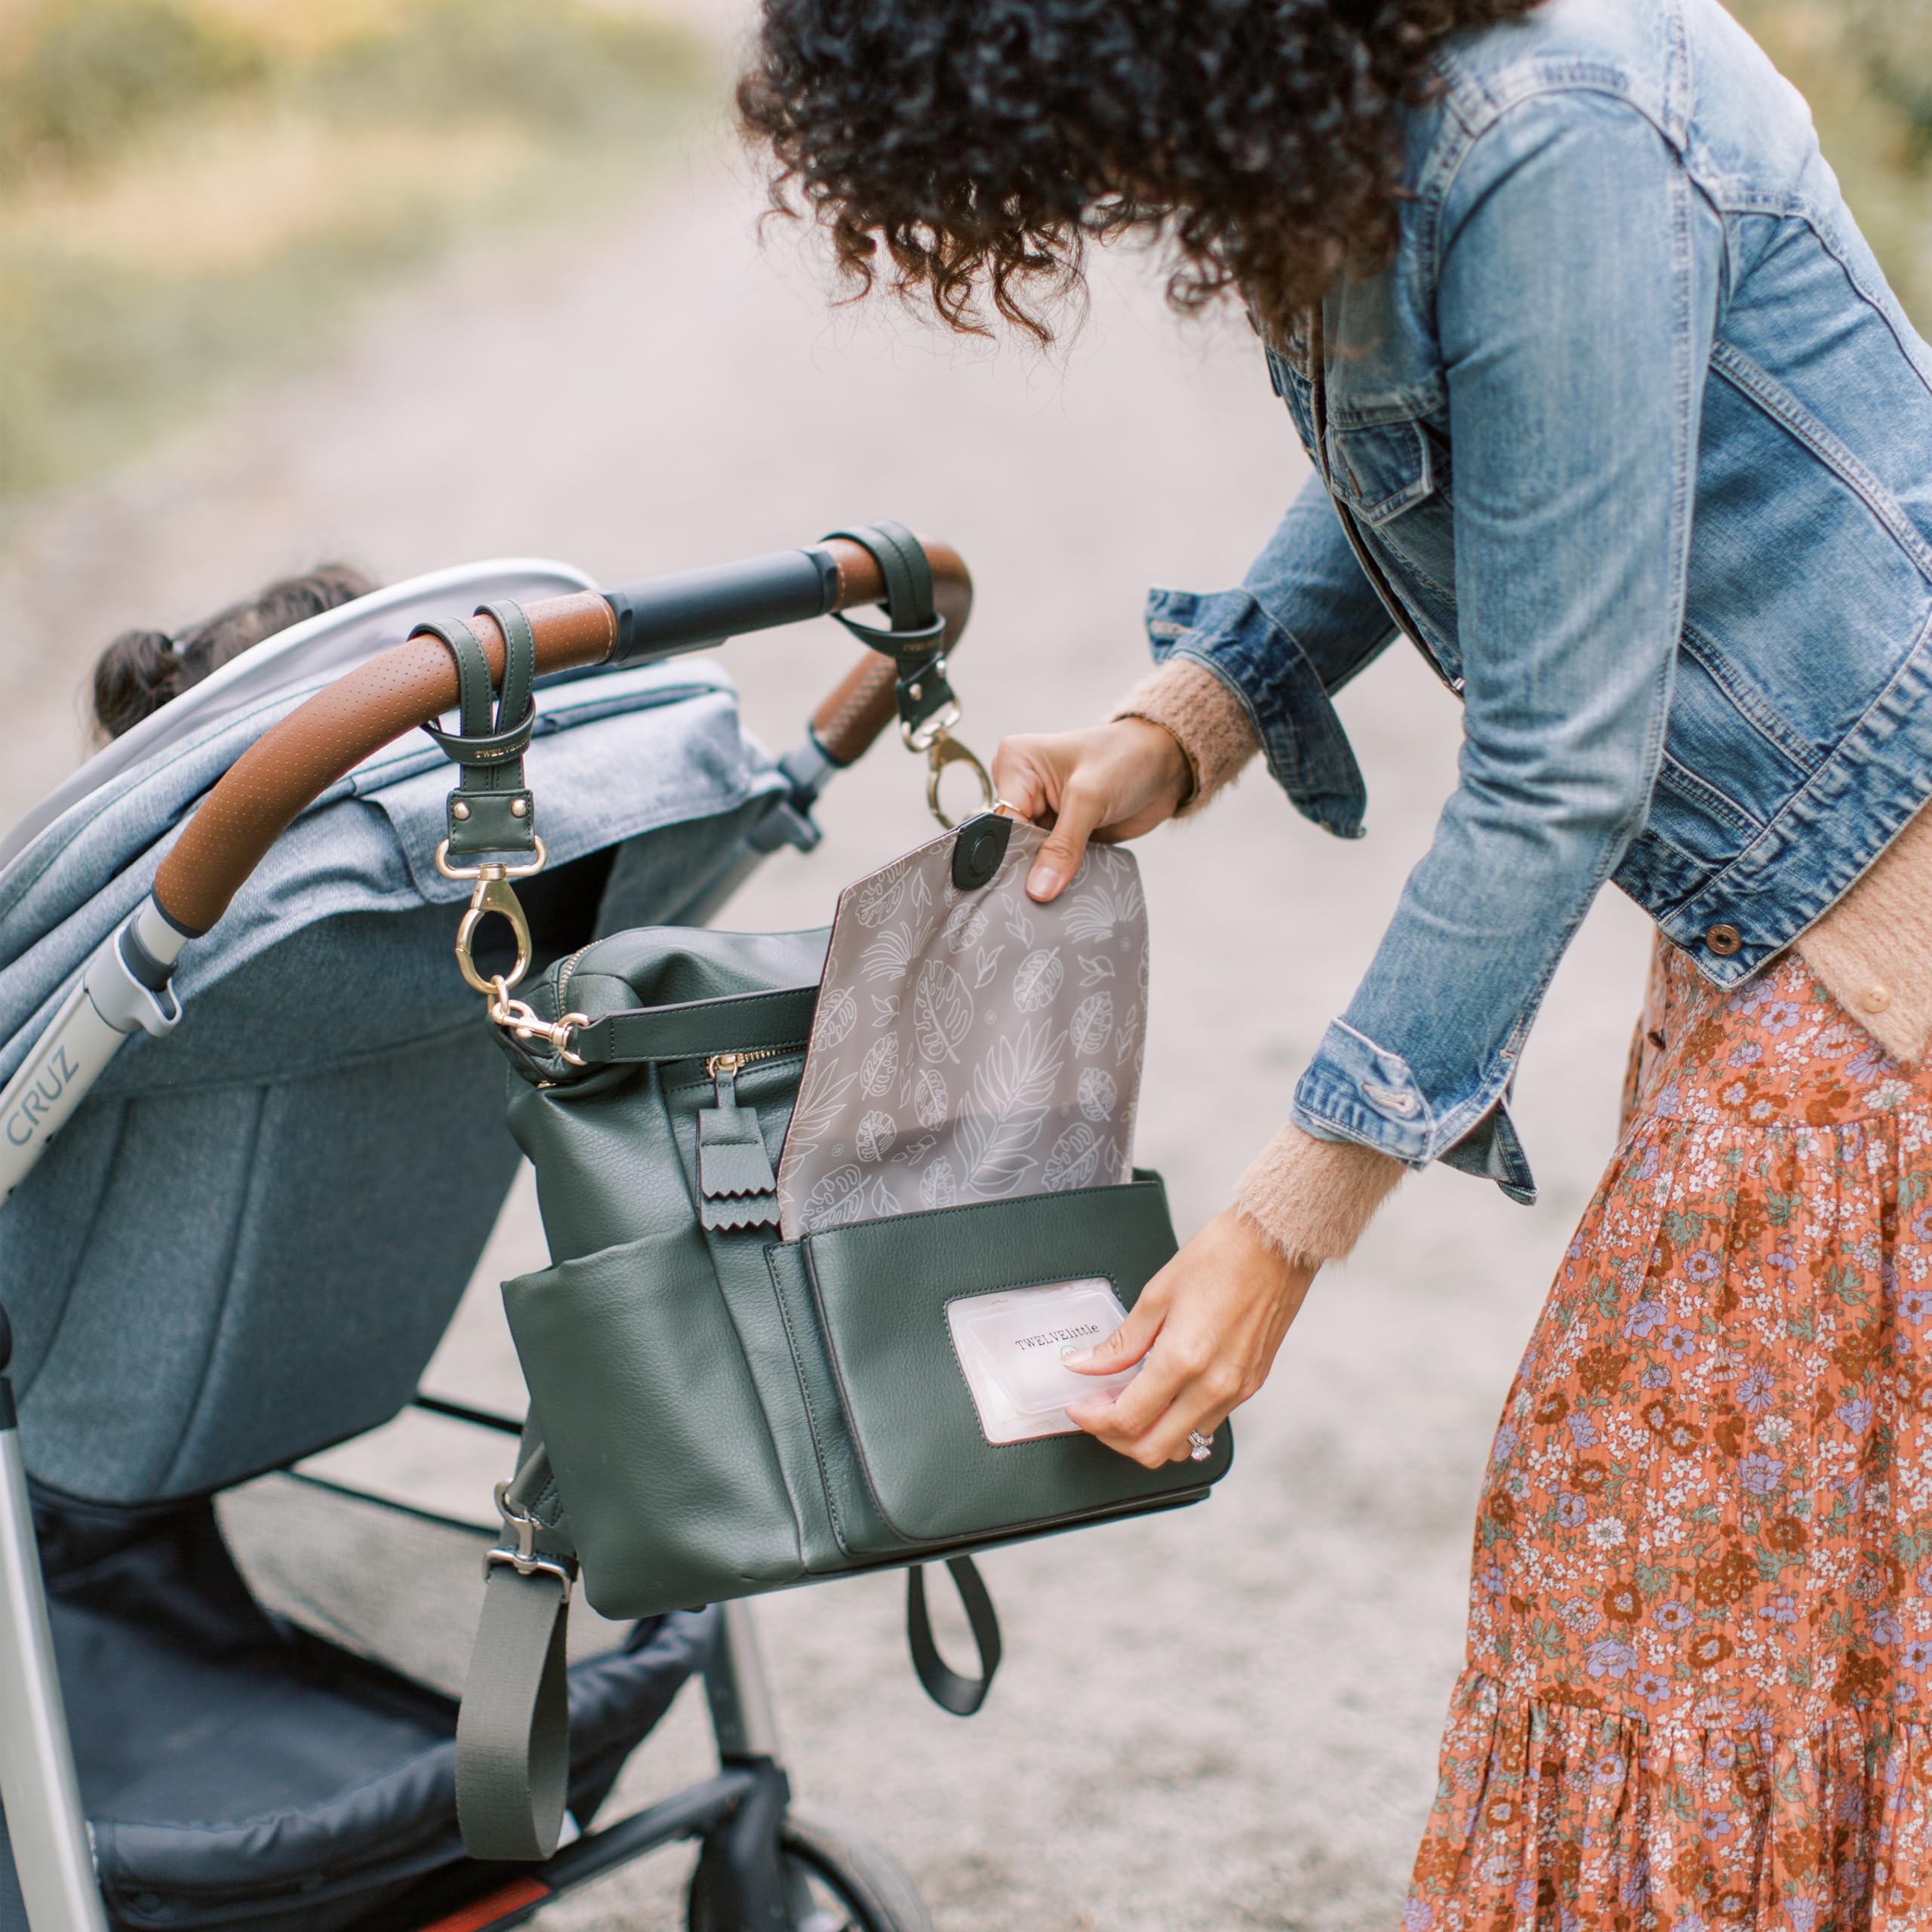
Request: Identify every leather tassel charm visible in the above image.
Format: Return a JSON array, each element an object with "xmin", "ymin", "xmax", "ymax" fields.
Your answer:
[{"xmin": 697, "ymin": 1062, "xmax": 780, "ymax": 1231}]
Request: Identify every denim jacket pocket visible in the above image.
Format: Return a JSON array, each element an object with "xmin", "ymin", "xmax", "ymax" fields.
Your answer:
[{"xmin": 1324, "ymin": 420, "xmax": 1436, "ymax": 528}]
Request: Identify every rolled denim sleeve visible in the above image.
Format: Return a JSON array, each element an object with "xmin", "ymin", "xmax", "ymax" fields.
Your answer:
[
  {"xmin": 1292, "ymin": 91, "xmax": 1721, "ymax": 1198},
  {"xmin": 1146, "ymin": 470, "xmax": 1396, "ymax": 838}
]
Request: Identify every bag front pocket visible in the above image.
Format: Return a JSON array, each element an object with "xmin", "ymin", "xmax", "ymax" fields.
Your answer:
[
  {"xmin": 795, "ymin": 1179, "xmax": 1232, "ymax": 1555},
  {"xmin": 503, "ymin": 1219, "xmax": 804, "ymax": 1620}
]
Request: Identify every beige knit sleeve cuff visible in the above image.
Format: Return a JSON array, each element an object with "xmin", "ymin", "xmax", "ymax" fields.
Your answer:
[
  {"xmin": 1233, "ymin": 1124, "xmax": 1406, "ymax": 1272},
  {"xmin": 1111, "ymin": 657, "xmax": 1261, "ymax": 818}
]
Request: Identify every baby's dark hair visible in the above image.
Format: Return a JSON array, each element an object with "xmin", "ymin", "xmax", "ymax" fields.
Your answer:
[{"xmin": 92, "ymin": 563, "xmax": 377, "ymax": 741}]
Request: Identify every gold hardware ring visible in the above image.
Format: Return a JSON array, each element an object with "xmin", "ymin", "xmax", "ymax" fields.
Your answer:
[{"xmin": 925, "ymin": 729, "xmax": 997, "ymax": 830}]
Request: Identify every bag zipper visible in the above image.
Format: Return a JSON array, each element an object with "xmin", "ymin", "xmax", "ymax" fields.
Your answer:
[
  {"xmin": 706, "ymin": 1048, "xmax": 786, "ymax": 1081},
  {"xmin": 553, "ymin": 944, "xmax": 592, "ymax": 1015}
]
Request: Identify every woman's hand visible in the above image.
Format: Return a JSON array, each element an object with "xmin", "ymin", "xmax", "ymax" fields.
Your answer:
[
  {"xmin": 992, "ymin": 718, "xmax": 1189, "ymax": 902},
  {"xmin": 1064, "ymin": 1210, "xmax": 1315, "ymax": 1466}
]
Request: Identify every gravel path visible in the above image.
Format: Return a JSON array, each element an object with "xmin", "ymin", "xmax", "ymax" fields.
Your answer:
[{"xmin": 0, "ymin": 44, "xmax": 1652, "ymax": 1928}]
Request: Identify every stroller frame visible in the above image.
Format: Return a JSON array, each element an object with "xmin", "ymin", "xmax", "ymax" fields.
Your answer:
[{"xmin": 0, "ymin": 530, "xmax": 974, "ymax": 1932}]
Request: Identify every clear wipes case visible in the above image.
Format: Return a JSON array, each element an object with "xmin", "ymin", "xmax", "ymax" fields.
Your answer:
[{"xmin": 946, "ymin": 1278, "xmax": 1142, "ymax": 1444}]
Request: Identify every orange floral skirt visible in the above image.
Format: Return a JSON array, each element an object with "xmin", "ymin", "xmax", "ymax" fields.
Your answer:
[{"xmin": 1407, "ymin": 941, "xmax": 1932, "ymax": 1931}]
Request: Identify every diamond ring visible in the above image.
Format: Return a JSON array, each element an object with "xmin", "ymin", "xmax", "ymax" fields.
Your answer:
[{"xmin": 1187, "ymin": 1430, "xmax": 1214, "ymax": 1463}]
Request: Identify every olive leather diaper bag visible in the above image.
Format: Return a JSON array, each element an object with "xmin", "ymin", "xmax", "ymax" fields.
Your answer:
[{"xmin": 454, "ymin": 820, "xmax": 1233, "ymax": 1860}]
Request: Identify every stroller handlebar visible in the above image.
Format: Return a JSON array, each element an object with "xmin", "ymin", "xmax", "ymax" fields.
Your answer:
[{"xmin": 149, "ymin": 534, "xmax": 973, "ymax": 939}]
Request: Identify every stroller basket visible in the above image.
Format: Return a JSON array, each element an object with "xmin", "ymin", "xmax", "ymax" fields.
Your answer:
[{"xmin": 0, "ymin": 531, "xmax": 972, "ymax": 1932}]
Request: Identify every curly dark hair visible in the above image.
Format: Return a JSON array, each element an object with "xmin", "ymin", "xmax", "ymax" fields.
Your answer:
[{"xmin": 740, "ymin": 0, "xmax": 1543, "ymax": 343}]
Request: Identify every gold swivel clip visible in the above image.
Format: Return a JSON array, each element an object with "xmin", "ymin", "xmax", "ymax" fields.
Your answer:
[{"xmin": 435, "ymin": 838, "xmax": 584, "ymax": 1060}]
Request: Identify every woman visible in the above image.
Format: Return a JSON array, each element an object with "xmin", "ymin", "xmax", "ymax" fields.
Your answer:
[{"xmin": 743, "ymin": 0, "xmax": 1932, "ymax": 1919}]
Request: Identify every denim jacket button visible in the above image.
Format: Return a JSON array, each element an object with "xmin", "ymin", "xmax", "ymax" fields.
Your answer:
[
  {"xmin": 1705, "ymin": 923, "xmax": 1743, "ymax": 958},
  {"xmin": 1361, "ymin": 1081, "xmax": 1419, "ymax": 1118}
]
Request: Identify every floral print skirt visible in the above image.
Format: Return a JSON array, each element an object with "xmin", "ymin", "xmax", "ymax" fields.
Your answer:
[{"xmin": 1407, "ymin": 940, "xmax": 1932, "ymax": 1931}]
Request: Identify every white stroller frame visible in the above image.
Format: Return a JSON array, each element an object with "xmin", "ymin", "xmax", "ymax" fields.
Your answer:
[{"xmin": 0, "ymin": 531, "xmax": 974, "ymax": 1932}]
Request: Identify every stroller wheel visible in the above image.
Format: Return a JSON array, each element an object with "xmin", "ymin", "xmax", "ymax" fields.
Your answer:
[{"xmin": 686, "ymin": 1803, "xmax": 936, "ymax": 1932}]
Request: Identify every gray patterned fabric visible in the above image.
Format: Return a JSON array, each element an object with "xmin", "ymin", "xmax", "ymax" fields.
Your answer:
[{"xmin": 777, "ymin": 820, "xmax": 1148, "ymax": 1236}]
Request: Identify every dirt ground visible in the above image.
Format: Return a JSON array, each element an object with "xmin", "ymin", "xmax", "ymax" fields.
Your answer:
[{"xmin": 0, "ymin": 20, "xmax": 1654, "ymax": 1926}]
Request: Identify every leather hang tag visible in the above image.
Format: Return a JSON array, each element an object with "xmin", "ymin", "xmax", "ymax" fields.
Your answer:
[{"xmin": 697, "ymin": 1066, "xmax": 780, "ymax": 1232}]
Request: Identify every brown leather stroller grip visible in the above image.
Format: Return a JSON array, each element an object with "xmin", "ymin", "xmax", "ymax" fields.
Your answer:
[{"xmin": 150, "ymin": 537, "xmax": 972, "ymax": 937}]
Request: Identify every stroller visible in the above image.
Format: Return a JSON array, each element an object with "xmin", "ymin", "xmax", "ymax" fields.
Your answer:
[{"xmin": 0, "ymin": 531, "xmax": 976, "ymax": 1932}]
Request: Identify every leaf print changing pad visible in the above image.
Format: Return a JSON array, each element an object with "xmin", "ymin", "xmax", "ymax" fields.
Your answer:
[{"xmin": 776, "ymin": 817, "xmax": 1149, "ymax": 1238}]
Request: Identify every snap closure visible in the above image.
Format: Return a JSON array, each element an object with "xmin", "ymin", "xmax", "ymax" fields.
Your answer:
[
  {"xmin": 1863, "ymin": 984, "xmax": 1892, "ymax": 1015},
  {"xmin": 1705, "ymin": 924, "xmax": 1743, "ymax": 958},
  {"xmin": 950, "ymin": 811, "xmax": 1012, "ymax": 891}
]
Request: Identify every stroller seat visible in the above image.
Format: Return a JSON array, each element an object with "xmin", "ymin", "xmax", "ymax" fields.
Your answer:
[{"xmin": 7, "ymin": 1495, "xmax": 712, "ymax": 1932}]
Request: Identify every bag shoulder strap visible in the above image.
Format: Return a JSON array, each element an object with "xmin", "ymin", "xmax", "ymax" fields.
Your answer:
[
  {"xmin": 457, "ymin": 1452, "xmax": 1008, "ymax": 1861},
  {"xmin": 573, "ymin": 984, "xmax": 820, "ymax": 1067},
  {"xmin": 506, "ymin": 981, "xmax": 821, "ymax": 1084},
  {"xmin": 823, "ymin": 520, "xmax": 955, "ymax": 743}
]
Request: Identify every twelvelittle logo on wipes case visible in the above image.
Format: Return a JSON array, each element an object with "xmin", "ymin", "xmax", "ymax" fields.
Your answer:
[
  {"xmin": 947, "ymin": 1278, "xmax": 1141, "ymax": 1445},
  {"xmin": 1014, "ymin": 1322, "xmax": 1103, "ymax": 1353}
]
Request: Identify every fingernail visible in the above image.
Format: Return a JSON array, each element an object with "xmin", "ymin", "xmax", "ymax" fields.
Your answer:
[
  {"xmin": 1062, "ymin": 1346, "xmax": 1094, "ymax": 1368},
  {"xmin": 1028, "ymin": 863, "xmax": 1063, "ymax": 900}
]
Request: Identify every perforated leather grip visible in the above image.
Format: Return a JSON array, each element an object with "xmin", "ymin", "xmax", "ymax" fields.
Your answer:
[
  {"xmin": 812, "ymin": 537, "xmax": 973, "ymax": 766},
  {"xmin": 149, "ymin": 536, "xmax": 973, "ymax": 937}
]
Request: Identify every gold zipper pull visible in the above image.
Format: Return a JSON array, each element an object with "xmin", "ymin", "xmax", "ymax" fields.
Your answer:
[{"xmin": 706, "ymin": 1047, "xmax": 784, "ymax": 1081}]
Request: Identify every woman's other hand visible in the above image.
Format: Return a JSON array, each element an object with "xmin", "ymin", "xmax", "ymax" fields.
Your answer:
[
  {"xmin": 1064, "ymin": 1209, "xmax": 1315, "ymax": 1466},
  {"xmin": 992, "ymin": 718, "xmax": 1190, "ymax": 902}
]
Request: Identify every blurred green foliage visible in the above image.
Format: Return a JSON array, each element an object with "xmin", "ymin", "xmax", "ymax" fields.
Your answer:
[
  {"xmin": 1851, "ymin": 0, "xmax": 1932, "ymax": 165},
  {"xmin": 0, "ymin": 0, "xmax": 707, "ymax": 503},
  {"xmin": 0, "ymin": 0, "xmax": 262, "ymax": 176},
  {"xmin": 1728, "ymin": 0, "xmax": 1932, "ymax": 328},
  {"xmin": 2, "ymin": 1, "xmax": 1927, "ymax": 512},
  {"xmin": 312, "ymin": 0, "xmax": 703, "ymax": 135}
]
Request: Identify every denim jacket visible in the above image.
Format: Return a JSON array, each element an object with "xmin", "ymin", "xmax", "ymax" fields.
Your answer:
[{"xmin": 1151, "ymin": 0, "xmax": 1932, "ymax": 1201}]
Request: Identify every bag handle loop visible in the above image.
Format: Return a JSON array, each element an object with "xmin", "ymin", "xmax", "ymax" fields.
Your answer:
[{"xmin": 906, "ymin": 1557, "xmax": 1003, "ymax": 1717}]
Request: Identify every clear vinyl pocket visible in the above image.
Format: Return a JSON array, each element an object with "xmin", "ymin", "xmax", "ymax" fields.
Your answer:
[
  {"xmin": 792, "ymin": 1179, "xmax": 1234, "ymax": 1557},
  {"xmin": 501, "ymin": 1217, "xmax": 805, "ymax": 1620}
]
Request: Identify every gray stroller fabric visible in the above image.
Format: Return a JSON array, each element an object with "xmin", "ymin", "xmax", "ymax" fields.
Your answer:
[{"xmin": 0, "ymin": 648, "xmax": 784, "ymax": 1503}]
